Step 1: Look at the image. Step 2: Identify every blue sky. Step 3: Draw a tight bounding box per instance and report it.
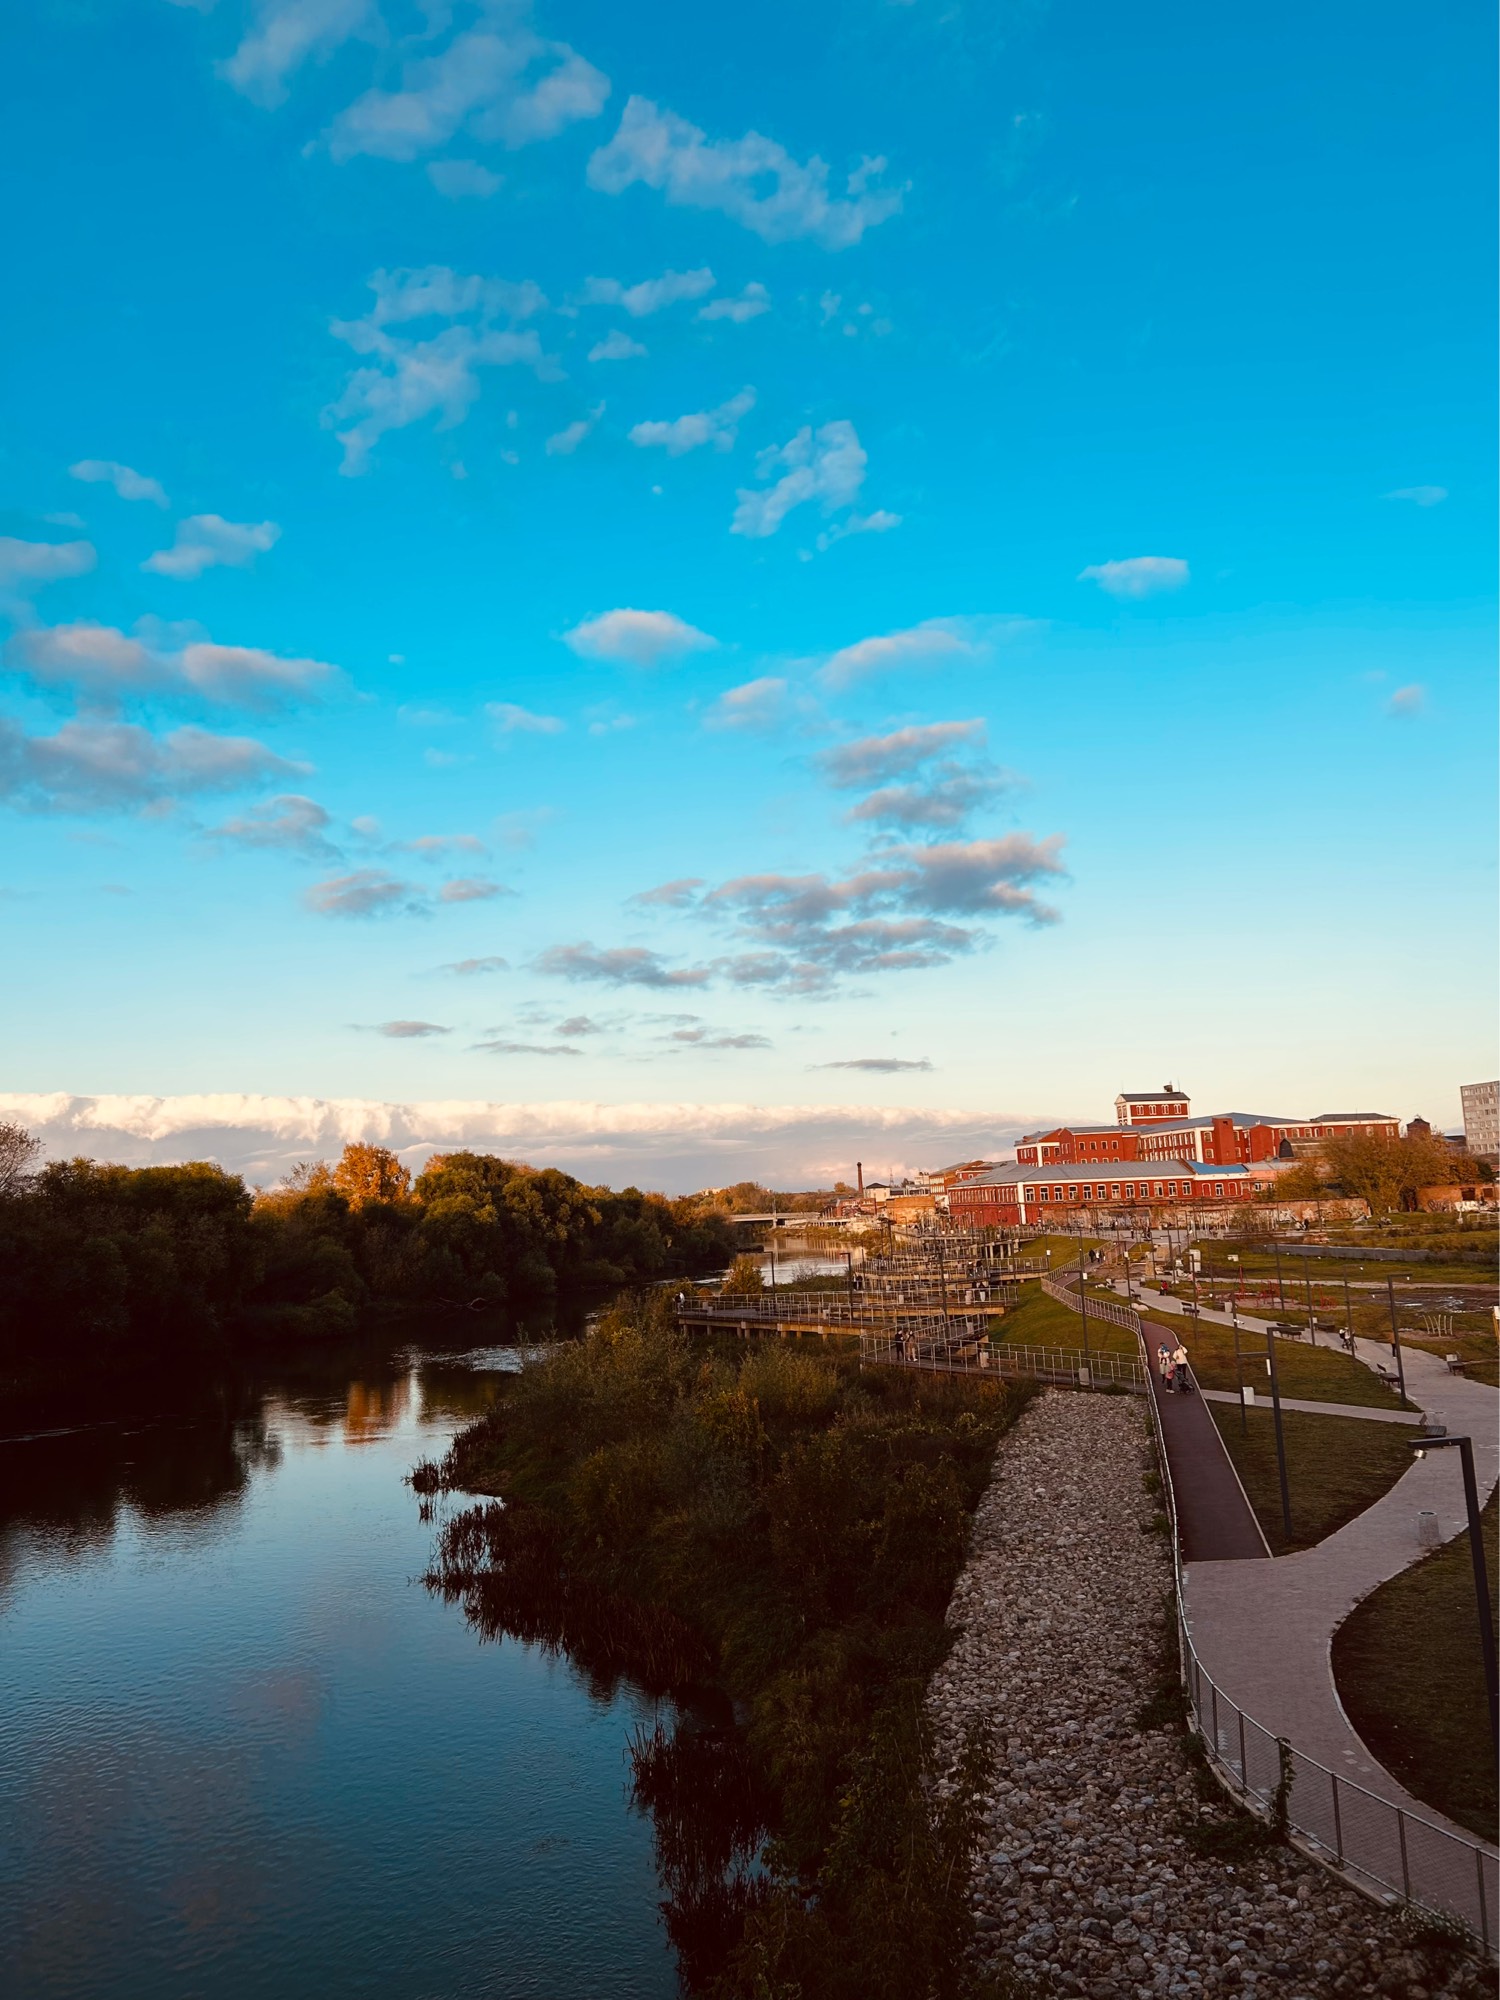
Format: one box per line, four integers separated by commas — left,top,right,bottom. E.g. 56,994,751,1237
1,0,1494,1187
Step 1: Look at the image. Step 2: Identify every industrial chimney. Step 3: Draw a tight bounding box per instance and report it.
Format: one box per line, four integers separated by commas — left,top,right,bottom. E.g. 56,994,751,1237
856,1160,864,1196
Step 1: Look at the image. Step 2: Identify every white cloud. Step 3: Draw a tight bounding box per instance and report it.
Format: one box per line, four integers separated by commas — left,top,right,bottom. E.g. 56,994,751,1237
536,943,712,989
818,619,976,690
545,403,603,455
1078,556,1190,599
697,282,770,323
731,420,866,538
327,20,608,161
143,515,281,580
704,676,802,733
580,267,714,316
69,460,169,507
628,386,754,456
427,158,503,200
487,701,565,734
1387,683,1426,716
588,328,647,362
0,1090,1034,1191
587,97,904,249
375,1020,450,1038
209,793,339,858
438,876,511,903
0,1090,1032,1192
8,622,337,710
305,869,424,917
220,0,372,107
1385,486,1447,507
562,608,717,667
816,508,901,551
818,721,986,789
0,717,303,815
0,538,96,592
326,266,548,474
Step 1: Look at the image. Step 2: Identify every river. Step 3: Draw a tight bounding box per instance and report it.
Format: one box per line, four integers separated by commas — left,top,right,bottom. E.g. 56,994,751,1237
0,1337,680,1999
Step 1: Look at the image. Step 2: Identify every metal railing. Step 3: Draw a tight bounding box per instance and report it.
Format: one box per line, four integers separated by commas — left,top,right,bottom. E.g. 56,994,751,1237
860,1332,1145,1392
1140,1331,1498,1957
1040,1272,1144,1335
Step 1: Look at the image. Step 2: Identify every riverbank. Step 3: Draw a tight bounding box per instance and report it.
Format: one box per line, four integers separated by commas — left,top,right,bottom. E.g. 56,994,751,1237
422,1292,1035,1997
929,1391,1490,2000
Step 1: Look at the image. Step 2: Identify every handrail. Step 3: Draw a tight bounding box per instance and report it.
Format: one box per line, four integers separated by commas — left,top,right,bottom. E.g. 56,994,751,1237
1137,1327,1497,1958
1040,1271,1143,1335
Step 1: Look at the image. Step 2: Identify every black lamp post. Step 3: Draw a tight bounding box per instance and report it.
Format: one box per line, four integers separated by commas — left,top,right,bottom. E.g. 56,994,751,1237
1272,1235,1287,1316
1408,1434,1498,1756
1385,1275,1408,1405
1231,1302,1247,1434
1077,1243,1092,1376
1265,1328,1293,1541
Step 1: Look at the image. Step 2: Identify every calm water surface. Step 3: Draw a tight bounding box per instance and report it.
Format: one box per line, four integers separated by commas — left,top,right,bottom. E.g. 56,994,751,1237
0,1343,679,1999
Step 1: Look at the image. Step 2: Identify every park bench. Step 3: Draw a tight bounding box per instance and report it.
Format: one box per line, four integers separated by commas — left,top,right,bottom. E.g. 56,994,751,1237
1445,1353,1466,1375
1374,1364,1399,1389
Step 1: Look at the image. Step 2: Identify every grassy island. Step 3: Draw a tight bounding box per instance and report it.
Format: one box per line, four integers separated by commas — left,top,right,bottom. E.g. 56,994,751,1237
419,1293,1035,1999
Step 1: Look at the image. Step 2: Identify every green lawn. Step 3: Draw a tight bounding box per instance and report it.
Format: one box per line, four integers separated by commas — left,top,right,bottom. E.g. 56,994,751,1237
1401,1329,1499,1388
1164,1317,1405,1409
991,1279,1137,1356
1208,1405,1414,1555
1332,1496,1498,1840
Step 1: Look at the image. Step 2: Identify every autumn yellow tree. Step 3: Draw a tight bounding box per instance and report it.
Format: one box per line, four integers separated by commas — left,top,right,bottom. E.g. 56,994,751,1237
1321,1131,1475,1213
331,1142,412,1208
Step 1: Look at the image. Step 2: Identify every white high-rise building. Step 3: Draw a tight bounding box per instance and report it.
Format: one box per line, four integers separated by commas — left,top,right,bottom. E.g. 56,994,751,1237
1460,1080,1499,1161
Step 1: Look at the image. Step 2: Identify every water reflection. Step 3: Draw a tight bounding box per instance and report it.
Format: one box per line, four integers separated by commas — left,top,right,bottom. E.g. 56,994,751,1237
0,1332,677,2000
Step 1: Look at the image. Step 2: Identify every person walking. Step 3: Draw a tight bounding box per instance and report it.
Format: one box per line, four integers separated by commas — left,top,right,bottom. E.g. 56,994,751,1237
1157,1342,1172,1384
1171,1342,1190,1393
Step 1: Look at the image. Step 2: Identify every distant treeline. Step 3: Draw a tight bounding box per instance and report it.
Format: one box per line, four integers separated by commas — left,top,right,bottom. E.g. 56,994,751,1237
0,1130,739,1388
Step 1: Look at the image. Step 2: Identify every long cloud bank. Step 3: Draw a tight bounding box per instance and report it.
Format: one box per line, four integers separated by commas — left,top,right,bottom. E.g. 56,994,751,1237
1,1093,1035,1194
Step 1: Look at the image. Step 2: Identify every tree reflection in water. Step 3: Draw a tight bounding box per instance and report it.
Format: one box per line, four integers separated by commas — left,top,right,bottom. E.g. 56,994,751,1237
425,1498,771,1990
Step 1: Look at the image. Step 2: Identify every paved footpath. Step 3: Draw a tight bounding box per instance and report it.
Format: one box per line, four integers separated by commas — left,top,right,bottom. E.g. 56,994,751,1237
1183,1334,1498,1846
1198,1389,1422,1425
1147,1365,1267,1561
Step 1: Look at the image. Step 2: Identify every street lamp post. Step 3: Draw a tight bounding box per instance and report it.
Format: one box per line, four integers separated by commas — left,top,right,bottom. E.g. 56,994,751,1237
1408,1434,1498,1757
1077,1244,1092,1377
1272,1236,1287,1317
1303,1262,1316,1345
1342,1273,1354,1351
1231,1302,1247,1434
1385,1275,1408,1405
1265,1329,1293,1542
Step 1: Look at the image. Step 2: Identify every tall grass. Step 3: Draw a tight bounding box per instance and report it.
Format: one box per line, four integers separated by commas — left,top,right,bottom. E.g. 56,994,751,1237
422,1291,1034,1997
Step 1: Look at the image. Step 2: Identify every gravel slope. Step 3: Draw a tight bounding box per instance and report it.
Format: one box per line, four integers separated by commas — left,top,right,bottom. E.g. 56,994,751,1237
929,1389,1488,2000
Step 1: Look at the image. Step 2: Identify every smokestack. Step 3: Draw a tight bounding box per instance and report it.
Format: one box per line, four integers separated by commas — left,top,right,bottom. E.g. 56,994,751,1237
857,1160,864,1196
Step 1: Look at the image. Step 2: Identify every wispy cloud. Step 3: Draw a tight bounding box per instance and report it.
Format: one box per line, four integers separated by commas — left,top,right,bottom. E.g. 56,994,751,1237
143,514,281,580
326,14,608,160
817,618,977,690
487,701,566,734
1385,486,1447,507
562,608,717,666
1078,556,1189,599
209,792,339,859
325,266,548,475
732,420,867,538
697,283,770,323
669,1027,771,1050
69,460,169,507
818,721,986,789
0,717,303,815
220,0,373,108
1387,683,1426,717
374,1019,450,1038
816,1057,932,1073
629,387,755,456
579,267,714,316
442,955,510,975
472,1038,584,1057
630,878,705,909
8,623,338,710
536,942,712,989
587,97,904,248
397,833,490,858
545,402,604,455
438,876,511,903
0,537,97,594
427,158,502,200
305,869,426,918
588,329,647,362
704,676,808,733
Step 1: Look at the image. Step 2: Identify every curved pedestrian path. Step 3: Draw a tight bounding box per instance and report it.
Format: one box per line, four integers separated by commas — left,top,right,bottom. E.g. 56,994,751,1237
1147,1363,1268,1560
1178,1334,1498,1907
